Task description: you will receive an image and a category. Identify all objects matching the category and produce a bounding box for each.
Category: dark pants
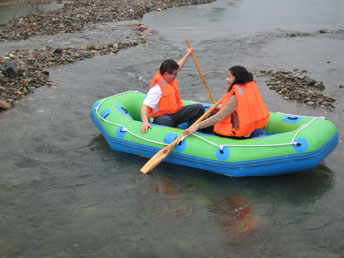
[200,125,214,134]
[153,104,204,127]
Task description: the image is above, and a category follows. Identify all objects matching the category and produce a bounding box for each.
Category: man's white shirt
[143,83,161,113]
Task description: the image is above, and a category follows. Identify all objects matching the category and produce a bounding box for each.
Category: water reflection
[88,134,109,152]
[139,161,335,245]
[208,194,268,241]
[245,163,335,204]
[138,175,194,219]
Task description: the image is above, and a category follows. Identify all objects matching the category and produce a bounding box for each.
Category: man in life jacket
[140,47,204,134]
[185,66,269,138]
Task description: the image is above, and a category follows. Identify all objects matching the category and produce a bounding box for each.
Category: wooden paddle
[185,39,215,104]
[140,96,224,174]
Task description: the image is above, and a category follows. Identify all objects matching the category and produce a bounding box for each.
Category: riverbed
[1,0,344,257]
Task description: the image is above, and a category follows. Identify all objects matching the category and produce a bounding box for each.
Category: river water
[0,1,71,26]
[1,0,344,257]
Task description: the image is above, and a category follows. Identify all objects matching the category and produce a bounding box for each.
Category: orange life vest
[147,71,183,118]
[214,81,269,137]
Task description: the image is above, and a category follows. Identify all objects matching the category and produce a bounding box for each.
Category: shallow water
[1,0,344,257]
[0,1,71,26]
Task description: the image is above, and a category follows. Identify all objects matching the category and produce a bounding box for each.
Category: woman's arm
[185,95,237,134]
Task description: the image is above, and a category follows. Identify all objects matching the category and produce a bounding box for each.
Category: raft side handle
[277,112,326,120]
[282,116,304,124]
[115,105,131,117]
[177,135,186,146]
[292,138,308,153]
[216,146,230,160]
[100,109,112,119]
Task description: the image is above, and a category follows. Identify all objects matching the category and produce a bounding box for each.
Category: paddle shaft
[185,39,215,104]
[140,96,224,174]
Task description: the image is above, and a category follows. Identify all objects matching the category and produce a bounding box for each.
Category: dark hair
[159,59,179,75]
[229,65,254,85]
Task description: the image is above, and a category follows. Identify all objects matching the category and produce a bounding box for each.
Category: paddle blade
[140,145,174,174]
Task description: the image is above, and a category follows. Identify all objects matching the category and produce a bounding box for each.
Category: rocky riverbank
[0,0,215,41]
[259,69,337,112]
[0,0,215,110]
[0,27,146,108]
[0,0,341,112]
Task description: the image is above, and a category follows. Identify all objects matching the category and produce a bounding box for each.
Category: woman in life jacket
[185,66,269,138]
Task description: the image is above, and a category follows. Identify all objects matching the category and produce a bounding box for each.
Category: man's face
[164,70,178,83]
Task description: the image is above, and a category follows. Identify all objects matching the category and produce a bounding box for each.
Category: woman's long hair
[228,66,253,91]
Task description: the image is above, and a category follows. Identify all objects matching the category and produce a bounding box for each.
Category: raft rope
[95,92,325,151]
[95,91,170,146]
[198,116,322,152]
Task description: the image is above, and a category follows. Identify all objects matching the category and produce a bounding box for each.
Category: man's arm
[140,85,162,134]
[140,104,152,134]
[177,47,193,71]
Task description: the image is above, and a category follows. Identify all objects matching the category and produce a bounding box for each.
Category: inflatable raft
[90,91,338,177]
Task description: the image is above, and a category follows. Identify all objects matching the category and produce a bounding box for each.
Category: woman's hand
[184,125,198,135]
[210,108,219,115]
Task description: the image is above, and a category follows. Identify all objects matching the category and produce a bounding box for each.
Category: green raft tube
[90,91,338,177]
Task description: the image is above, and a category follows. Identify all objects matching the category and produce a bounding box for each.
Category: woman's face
[226,71,235,89]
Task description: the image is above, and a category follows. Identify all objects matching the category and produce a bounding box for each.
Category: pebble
[0,0,339,112]
[0,99,11,109]
[0,0,215,42]
[0,38,144,107]
[0,0,216,110]
[259,69,336,111]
